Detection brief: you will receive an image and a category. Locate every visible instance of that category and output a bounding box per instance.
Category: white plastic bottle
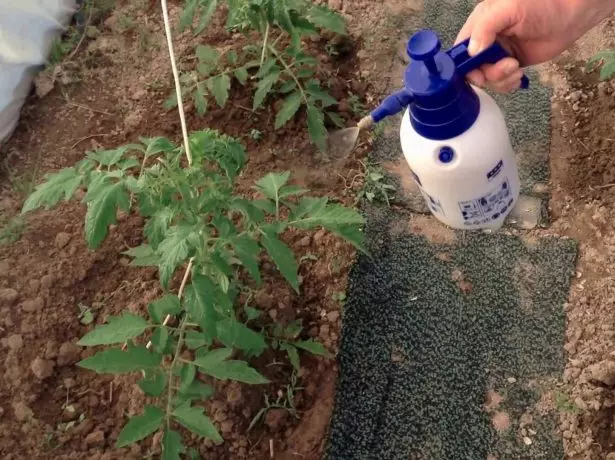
[369,29,528,231]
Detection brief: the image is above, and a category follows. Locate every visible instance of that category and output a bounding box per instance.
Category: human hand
[455,0,615,92]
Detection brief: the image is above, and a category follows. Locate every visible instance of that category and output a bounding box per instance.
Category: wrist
[568,0,615,34]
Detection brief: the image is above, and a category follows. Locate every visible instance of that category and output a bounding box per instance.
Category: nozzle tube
[370,89,414,123]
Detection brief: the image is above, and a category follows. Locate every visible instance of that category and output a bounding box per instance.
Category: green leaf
[179,0,197,31]
[256,58,278,78]
[279,184,309,199]
[185,274,229,330]
[187,448,201,460]
[274,0,295,33]
[122,244,160,267]
[196,44,220,63]
[600,59,615,80]
[231,235,262,284]
[306,104,327,152]
[185,330,212,349]
[275,91,303,129]
[148,294,181,324]
[244,305,261,321]
[291,202,364,229]
[230,198,265,223]
[142,136,176,156]
[327,111,345,128]
[78,346,162,374]
[278,80,297,93]
[253,71,280,110]
[193,348,233,368]
[199,360,269,384]
[294,339,332,357]
[22,168,83,214]
[157,226,197,288]
[172,402,222,443]
[216,317,267,355]
[179,363,197,393]
[162,429,185,460]
[306,83,337,107]
[210,74,231,108]
[138,370,167,397]
[195,0,219,34]
[226,50,238,65]
[234,67,249,85]
[307,5,346,34]
[78,313,149,346]
[164,92,178,110]
[85,180,130,249]
[144,207,176,249]
[194,84,208,115]
[178,380,215,401]
[151,327,169,354]
[280,343,300,370]
[255,171,291,201]
[261,231,299,292]
[116,405,164,448]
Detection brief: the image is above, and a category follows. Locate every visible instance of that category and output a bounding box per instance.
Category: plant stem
[161,0,192,165]
[260,23,270,67]
[267,45,308,105]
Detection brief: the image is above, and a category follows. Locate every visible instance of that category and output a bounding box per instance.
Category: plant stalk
[267,45,308,105]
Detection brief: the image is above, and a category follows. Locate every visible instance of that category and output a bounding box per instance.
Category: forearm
[569,0,615,35]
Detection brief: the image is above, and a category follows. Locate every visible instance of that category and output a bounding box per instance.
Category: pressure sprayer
[360,29,529,231]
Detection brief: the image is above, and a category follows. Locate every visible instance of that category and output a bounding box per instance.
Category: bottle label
[458,178,514,226]
[420,189,445,216]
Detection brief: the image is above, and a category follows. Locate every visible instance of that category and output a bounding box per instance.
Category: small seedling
[347,93,366,117]
[78,304,95,325]
[332,291,346,302]
[356,163,396,206]
[586,49,615,80]
[248,370,303,431]
[554,391,581,414]
[0,216,25,245]
[249,128,263,141]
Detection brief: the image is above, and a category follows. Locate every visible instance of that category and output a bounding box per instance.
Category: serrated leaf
[193,348,233,368]
[164,92,178,110]
[148,294,181,324]
[85,180,130,249]
[142,136,176,156]
[275,91,303,129]
[162,429,185,460]
[274,0,294,33]
[138,370,167,396]
[116,405,164,448]
[172,403,222,443]
[185,274,226,330]
[194,0,219,35]
[600,59,615,80]
[78,346,162,373]
[306,83,337,107]
[252,198,276,214]
[78,313,149,346]
[179,0,197,31]
[230,198,265,223]
[231,235,262,284]
[157,226,197,288]
[194,84,208,115]
[22,168,83,214]
[123,244,160,267]
[307,5,346,34]
[198,359,269,384]
[144,207,176,249]
[226,50,238,65]
[279,184,308,199]
[294,339,332,357]
[256,58,278,78]
[306,105,327,152]
[261,231,299,292]
[255,171,291,201]
[185,330,212,349]
[296,68,315,79]
[280,343,300,370]
[291,202,364,229]
[216,317,267,355]
[234,67,248,85]
[253,71,280,110]
[210,74,231,108]
[196,45,220,63]
[187,448,201,460]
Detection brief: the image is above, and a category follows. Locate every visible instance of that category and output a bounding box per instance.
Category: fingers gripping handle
[448,38,530,88]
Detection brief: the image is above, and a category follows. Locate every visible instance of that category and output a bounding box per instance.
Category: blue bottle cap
[371,29,529,140]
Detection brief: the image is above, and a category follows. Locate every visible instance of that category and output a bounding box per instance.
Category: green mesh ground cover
[325,1,577,459]
[326,207,577,459]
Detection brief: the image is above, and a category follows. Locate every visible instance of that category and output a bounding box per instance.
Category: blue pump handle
[449,37,529,88]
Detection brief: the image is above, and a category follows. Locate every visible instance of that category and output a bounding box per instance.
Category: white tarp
[0,0,77,145]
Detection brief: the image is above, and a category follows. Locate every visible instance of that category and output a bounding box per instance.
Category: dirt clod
[84,430,106,446]
[57,342,82,366]
[55,232,71,248]
[30,357,55,380]
[21,297,44,312]
[12,402,33,421]
[584,360,615,386]
[7,334,23,350]
[265,408,289,431]
[0,288,19,306]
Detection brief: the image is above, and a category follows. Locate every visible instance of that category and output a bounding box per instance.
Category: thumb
[465,0,519,55]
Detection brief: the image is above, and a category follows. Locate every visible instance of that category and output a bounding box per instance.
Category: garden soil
[0,0,614,459]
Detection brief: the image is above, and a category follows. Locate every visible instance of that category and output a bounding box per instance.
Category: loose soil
[2,0,615,458]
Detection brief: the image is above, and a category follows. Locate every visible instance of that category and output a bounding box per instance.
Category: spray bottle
[365,29,529,231]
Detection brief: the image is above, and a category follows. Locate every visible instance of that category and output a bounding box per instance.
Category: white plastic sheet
[0,0,77,144]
